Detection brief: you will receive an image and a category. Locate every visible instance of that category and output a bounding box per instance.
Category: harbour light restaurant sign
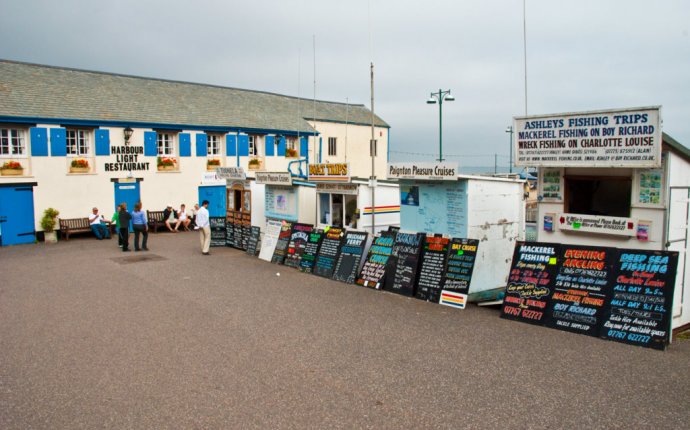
[387,162,458,181]
[513,106,661,168]
[308,163,350,182]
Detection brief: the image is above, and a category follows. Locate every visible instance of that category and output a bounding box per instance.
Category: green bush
[40,208,60,232]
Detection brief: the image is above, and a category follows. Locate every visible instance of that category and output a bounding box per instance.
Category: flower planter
[1,168,24,176]
[69,167,90,173]
[207,165,220,171]
[158,165,175,171]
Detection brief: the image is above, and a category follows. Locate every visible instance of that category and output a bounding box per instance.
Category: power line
[390,150,510,159]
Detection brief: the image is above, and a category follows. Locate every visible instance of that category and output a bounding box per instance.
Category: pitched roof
[0,59,389,134]
[663,132,690,162]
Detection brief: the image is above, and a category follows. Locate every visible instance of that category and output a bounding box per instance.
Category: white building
[0,60,393,245]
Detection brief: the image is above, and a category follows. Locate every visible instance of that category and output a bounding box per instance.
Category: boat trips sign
[513,106,661,168]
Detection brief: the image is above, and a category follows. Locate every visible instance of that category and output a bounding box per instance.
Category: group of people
[107,201,212,255]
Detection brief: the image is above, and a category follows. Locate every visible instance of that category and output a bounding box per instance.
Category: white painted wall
[667,150,690,330]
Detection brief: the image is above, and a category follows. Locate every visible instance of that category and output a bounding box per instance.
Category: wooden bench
[59,217,112,240]
[147,210,167,233]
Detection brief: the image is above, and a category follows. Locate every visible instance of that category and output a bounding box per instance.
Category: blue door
[0,185,36,246]
[198,185,227,217]
[114,181,141,228]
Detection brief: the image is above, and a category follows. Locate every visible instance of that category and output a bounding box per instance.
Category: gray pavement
[1,232,689,429]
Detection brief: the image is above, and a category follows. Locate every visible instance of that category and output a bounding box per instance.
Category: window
[66,129,91,156]
[286,137,297,151]
[0,128,26,157]
[328,137,337,156]
[248,135,257,156]
[565,176,632,218]
[370,139,377,157]
[207,134,221,156]
[157,132,175,155]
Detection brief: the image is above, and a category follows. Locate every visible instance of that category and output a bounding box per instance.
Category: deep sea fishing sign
[513,106,661,168]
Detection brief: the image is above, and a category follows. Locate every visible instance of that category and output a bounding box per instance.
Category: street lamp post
[426,89,454,162]
[505,126,514,173]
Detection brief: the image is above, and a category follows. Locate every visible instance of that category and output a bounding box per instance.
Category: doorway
[0,184,36,246]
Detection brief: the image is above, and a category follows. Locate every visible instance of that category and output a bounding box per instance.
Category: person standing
[197,200,211,255]
[119,202,132,252]
[112,204,122,247]
[131,202,149,251]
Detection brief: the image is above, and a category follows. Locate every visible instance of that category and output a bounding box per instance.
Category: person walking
[112,204,122,247]
[197,200,211,255]
[119,202,132,252]
[131,202,149,251]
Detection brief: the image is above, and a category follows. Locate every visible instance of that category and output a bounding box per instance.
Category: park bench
[59,217,112,240]
[146,210,167,233]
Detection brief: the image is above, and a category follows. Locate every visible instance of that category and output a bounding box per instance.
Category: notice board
[299,229,324,273]
[209,217,226,247]
[245,226,261,256]
[357,231,396,289]
[415,235,450,302]
[313,227,345,278]
[332,231,369,284]
[385,232,425,297]
[284,223,314,268]
[258,219,283,262]
[271,221,293,264]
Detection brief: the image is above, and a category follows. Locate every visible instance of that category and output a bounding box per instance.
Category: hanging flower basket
[285,148,299,158]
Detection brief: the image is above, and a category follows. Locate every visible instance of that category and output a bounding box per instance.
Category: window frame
[0,127,27,158]
[207,134,222,157]
[66,128,92,157]
[157,132,176,156]
[248,135,258,156]
[328,137,337,156]
[564,174,633,218]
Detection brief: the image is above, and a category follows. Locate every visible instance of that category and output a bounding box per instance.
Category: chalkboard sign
[501,242,560,325]
[388,226,400,234]
[271,221,293,264]
[313,227,345,278]
[299,229,324,273]
[385,232,425,297]
[601,249,679,350]
[209,217,226,247]
[415,235,450,302]
[442,238,479,295]
[544,245,616,337]
[356,232,396,289]
[233,220,245,250]
[225,218,235,248]
[333,231,369,284]
[284,223,314,268]
[245,226,261,256]
[258,219,283,262]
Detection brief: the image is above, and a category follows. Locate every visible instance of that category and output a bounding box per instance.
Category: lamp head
[426,97,437,104]
[445,94,455,102]
[123,127,134,145]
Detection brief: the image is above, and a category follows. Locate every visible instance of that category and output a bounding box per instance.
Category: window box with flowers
[1,160,24,176]
[248,157,263,171]
[285,148,299,158]
[69,158,90,173]
[207,158,221,170]
[157,157,177,171]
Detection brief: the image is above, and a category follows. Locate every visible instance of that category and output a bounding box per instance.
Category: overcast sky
[1,0,689,171]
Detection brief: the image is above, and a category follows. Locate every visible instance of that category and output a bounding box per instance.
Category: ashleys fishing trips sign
[513,106,662,168]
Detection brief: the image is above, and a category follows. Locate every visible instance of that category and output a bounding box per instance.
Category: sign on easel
[258,219,283,262]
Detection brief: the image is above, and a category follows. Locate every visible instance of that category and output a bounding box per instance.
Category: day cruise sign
[387,162,458,181]
[308,163,350,182]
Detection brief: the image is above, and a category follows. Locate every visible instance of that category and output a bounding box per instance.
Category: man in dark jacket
[119,202,132,252]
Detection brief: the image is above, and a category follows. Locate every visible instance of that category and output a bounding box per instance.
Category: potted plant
[285,148,299,158]
[248,158,261,170]
[69,158,90,173]
[1,160,24,176]
[207,158,221,170]
[157,156,176,171]
[40,208,60,244]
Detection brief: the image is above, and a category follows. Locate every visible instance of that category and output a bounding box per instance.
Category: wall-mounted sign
[557,213,638,237]
[104,145,151,172]
[513,106,662,168]
[308,163,350,182]
[216,166,246,180]
[387,162,458,181]
[255,171,293,186]
[201,171,225,185]
[315,183,358,195]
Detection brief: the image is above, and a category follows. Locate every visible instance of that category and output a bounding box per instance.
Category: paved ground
[1,232,689,429]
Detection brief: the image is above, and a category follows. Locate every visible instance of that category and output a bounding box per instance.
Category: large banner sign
[513,106,661,168]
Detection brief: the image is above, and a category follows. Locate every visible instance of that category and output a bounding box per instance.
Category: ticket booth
[254,171,316,227]
[513,106,690,331]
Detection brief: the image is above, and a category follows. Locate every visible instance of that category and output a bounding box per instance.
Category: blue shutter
[179,133,191,157]
[95,129,110,156]
[238,134,249,156]
[300,136,308,157]
[30,127,48,156]
[144,131,157,156]
[50,127,66,156]
[277,136,286,156]
[195,133,208,157]
[265,135,275,156]
[226,134,237,156]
